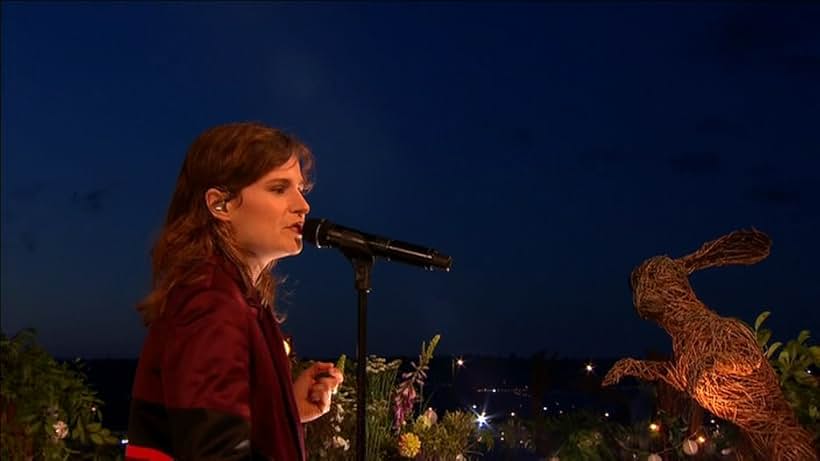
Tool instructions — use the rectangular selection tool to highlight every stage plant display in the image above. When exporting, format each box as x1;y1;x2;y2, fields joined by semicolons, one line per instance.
298;335;494;461
1;329;122;461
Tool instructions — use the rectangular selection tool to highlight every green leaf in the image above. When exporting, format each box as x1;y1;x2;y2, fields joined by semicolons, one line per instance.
758;330;772;348
90;433;104;445
765;342;783;359
754;311;771;332
778;350;790;365
797;330;811;345
86;422;101;433
809;346;820;365
787;340;800;362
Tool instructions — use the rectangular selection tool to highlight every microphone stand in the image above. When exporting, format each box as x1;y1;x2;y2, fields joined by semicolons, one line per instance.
343;251;374;461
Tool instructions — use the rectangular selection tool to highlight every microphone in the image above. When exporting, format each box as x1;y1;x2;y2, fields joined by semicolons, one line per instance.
302;218;452;271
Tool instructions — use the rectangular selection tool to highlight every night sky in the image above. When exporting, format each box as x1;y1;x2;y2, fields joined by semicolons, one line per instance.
2;2;818;360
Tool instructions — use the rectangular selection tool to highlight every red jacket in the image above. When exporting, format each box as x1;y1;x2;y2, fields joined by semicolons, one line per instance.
127;256;305;461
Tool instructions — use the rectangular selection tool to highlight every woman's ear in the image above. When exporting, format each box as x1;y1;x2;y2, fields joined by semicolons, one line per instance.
205;188;231;222
677;228;771;274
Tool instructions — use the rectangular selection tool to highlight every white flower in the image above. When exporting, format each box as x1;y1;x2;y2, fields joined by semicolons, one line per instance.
417;407;438;429
332;435;350;451
53;421;69;440
423;407;438;425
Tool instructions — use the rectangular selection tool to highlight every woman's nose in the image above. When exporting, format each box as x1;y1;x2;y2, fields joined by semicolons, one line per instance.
292;190;310;215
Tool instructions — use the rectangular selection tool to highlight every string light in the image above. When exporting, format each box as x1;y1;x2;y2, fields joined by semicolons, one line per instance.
696;435;706;444
456;358;465;367
648;423;660;432
585;362;595;373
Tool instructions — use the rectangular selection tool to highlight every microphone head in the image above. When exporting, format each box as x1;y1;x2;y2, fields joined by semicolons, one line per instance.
302;217;326;247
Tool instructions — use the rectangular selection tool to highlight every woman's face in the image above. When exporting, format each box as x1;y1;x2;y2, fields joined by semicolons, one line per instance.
225;156;310;267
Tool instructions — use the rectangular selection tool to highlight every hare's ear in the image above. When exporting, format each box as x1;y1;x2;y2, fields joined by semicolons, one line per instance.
678;229;771;274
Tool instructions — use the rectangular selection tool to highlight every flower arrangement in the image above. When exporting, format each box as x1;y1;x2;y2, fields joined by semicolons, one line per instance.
0;329;122;460
302;334;492;460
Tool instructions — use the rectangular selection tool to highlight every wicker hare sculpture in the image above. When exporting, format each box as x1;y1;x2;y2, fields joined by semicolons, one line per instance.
602;229;817;460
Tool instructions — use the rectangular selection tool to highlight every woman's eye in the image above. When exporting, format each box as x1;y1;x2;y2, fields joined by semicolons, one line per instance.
270;187;286;194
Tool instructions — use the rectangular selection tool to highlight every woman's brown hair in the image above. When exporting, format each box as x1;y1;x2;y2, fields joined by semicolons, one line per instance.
137;122;314;324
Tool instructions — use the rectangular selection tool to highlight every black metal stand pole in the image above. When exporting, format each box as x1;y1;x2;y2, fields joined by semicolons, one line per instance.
347;255;374;461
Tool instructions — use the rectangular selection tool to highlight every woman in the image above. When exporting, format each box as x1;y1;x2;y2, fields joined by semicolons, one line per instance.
127;122;343;460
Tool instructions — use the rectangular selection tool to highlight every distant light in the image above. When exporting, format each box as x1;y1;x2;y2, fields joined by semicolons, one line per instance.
697;435;707;444
710;419;716;424
472;404;477;409
91;406;97;413
604;412;610;418
807;369;812;375
585;363;594;373
648;423;660;432
456;358;465;367
543;406;548;411
121;439;129;445
558;410;563;415
492;388;497;393
510;412;516;417
476;413;488;426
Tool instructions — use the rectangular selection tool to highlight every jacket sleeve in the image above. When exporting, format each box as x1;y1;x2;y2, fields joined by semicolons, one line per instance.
161;289;253;460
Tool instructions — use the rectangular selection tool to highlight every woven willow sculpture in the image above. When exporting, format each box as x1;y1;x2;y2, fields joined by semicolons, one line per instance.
602;229;817;460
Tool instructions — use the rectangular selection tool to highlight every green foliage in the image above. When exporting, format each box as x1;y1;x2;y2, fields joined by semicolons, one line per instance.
753;311;820;435
526;410;619;461
0;329;122;460
407;410;491;460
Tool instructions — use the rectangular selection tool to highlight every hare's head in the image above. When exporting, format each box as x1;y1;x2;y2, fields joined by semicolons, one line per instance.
630;229;771;323
630;256;695;321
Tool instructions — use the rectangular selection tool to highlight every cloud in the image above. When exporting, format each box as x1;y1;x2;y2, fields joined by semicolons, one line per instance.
743;182;803;207
698;6;820;79
712;7;817;57
667;152;722;176
71;186;115;214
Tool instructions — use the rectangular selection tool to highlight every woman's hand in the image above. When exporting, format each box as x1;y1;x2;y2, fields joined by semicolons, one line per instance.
293;362;344;423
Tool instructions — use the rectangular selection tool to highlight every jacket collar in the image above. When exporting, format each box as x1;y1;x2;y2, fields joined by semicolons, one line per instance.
208;252;264;308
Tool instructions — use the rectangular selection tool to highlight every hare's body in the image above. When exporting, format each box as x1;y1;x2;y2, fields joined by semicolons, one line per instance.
603;230;817;460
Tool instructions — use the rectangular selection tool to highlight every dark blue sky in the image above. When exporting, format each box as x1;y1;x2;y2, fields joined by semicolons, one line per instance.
2;2;818;359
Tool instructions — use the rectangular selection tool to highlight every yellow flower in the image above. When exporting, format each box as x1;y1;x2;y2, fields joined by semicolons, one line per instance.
398;432;421;458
